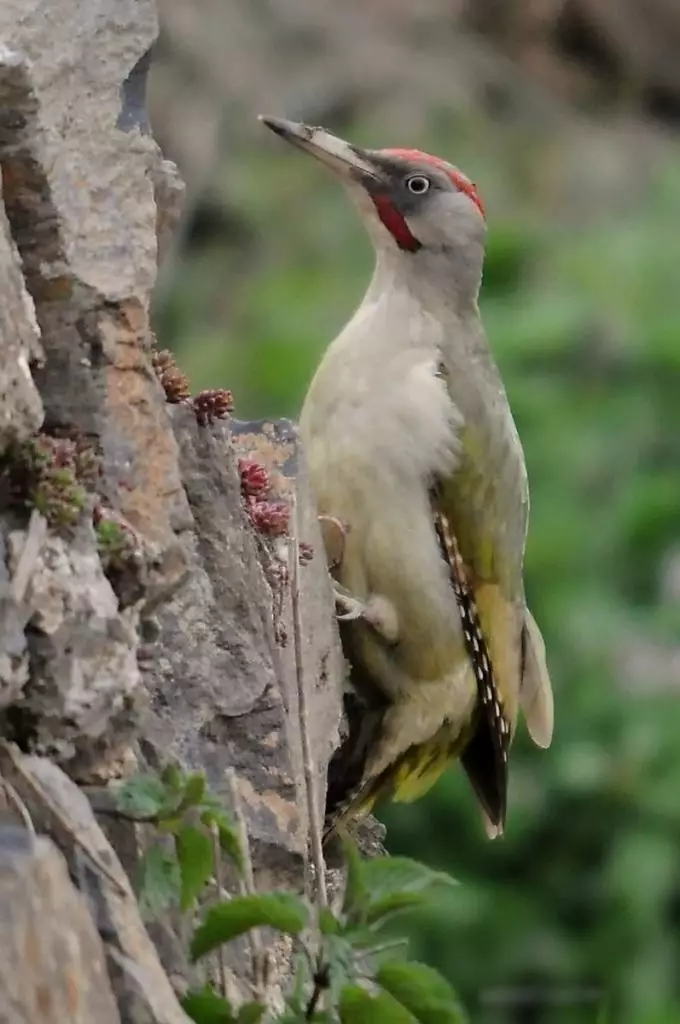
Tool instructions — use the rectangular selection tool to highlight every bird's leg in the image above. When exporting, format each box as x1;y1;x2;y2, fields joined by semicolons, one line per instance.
317;514;399;642
333;580;367;621
317;514;348;570
316;514;363;614
335;585;399;644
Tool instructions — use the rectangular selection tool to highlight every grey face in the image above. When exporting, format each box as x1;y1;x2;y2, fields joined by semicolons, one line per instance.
362;154;460;218
350;151;486;258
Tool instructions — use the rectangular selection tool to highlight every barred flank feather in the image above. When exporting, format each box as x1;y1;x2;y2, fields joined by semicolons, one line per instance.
433;505;510;834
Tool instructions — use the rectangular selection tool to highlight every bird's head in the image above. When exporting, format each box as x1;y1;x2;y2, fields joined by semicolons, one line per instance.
260;116;486;301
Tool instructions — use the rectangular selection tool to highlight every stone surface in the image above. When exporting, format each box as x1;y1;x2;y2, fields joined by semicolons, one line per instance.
0;826;121;1024
0;746;192;1024
0;511;46;712
5;522;141;765
140;408;343;873
0;0;347;1013
0;179;43;454
0;0;189;772
0;0;190;558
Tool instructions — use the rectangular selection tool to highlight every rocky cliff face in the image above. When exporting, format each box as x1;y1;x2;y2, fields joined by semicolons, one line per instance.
0;2;344;1019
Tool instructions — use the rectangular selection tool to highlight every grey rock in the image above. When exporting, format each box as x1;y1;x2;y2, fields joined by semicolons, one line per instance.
0;177;43;453
0;0;190;568
5;521;141;767
0;0;347;1012
141;407;343;861
0;511;46;711
0;826;122;1024
0;0;188;773
0;746;192;1024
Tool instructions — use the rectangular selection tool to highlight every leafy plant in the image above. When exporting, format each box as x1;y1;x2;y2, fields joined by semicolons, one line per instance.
116;767;466;1022
115;764;242;916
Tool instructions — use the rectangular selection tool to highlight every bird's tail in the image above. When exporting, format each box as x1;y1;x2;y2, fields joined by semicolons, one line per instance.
324;717;465;842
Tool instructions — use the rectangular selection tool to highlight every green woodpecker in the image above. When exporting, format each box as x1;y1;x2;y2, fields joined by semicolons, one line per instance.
260;116;554;838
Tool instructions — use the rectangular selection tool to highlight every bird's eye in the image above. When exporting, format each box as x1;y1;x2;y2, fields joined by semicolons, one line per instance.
405;175;431;195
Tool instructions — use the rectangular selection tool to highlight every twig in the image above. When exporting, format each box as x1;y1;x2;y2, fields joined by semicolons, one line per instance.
0;774;36;834
211;822;229;1000
10;508;47;604
0;742;128;897
355;937;409;961
305;959;330;1020
226;767;265;996
92;806;162;824
289;494;328;909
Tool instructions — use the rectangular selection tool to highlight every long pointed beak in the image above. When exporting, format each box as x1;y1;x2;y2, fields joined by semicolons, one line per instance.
258;116;383;185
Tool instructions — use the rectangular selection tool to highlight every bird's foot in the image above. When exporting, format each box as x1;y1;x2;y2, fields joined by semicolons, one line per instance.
333;585;400;644
333;581;367;621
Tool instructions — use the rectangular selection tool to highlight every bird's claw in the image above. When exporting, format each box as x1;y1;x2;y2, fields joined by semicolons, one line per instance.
333;583;367;622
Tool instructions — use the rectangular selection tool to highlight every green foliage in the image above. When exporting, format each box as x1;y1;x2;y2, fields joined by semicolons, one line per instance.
177;824;214;911
181;988;266;1024
1;434;89;529
375;962;465;1024
115;766;242;918
118;766;463;1022
117;771;171;818
182;987;236;1024
136;843;182;919
339;986;414;1023
95;518;137;572
358;857;457;928
190;893;310;960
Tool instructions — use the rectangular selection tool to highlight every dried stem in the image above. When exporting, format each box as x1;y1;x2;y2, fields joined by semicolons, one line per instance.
0;775;36;834
226;767;265;995
290;494;328;909
10;509;47;604
0;742;128;897
210;822;229;1000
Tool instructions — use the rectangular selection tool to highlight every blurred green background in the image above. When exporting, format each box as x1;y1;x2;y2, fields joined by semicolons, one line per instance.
150;2;680;1020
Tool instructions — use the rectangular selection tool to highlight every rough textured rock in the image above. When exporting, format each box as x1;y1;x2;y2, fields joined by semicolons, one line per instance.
0;746;192;1024
140;407;343;885
0;0;189;771
0;181;42;452
0;0;190;555
0;0;346;1016
0;825;121;1024
0;173;44;708
5;521;141;764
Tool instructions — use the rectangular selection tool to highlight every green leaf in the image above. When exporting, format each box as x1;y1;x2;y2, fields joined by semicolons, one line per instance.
200;807;243;874
366;892;438;927
161;763;185;799
116;773;170;819
136;844;181;919
236;1003;266;1024
360;857;457;927
190;893;310;960
182;986;235;1024
179;771;206;811
376;962;465;1024
176;824;214;910
341;837;368;923
339;985;414;1023
318;907;341;935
